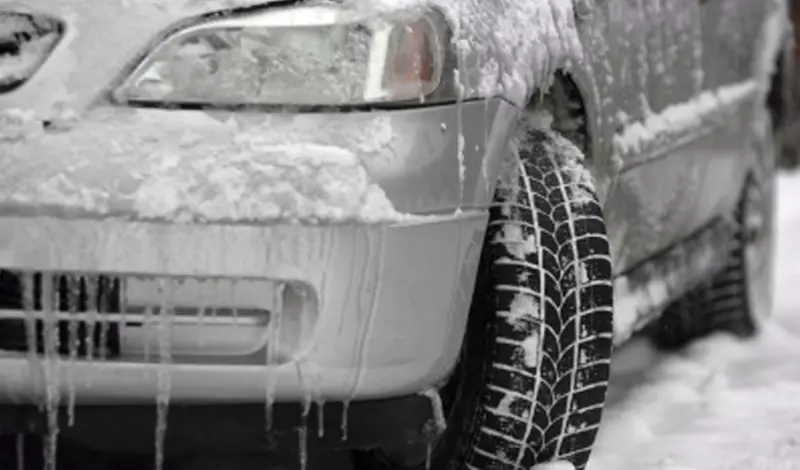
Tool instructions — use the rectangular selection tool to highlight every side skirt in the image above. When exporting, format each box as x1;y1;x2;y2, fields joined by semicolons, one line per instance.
612;216;737;345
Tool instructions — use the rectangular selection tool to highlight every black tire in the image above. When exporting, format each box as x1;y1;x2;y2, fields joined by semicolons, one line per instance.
353;128;614;470
651;120;777;350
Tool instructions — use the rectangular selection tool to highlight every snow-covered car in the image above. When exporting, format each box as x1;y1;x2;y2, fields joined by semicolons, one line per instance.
0;0;788;469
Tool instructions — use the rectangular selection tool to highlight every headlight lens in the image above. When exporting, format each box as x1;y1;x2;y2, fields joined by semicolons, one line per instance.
113;5;452;107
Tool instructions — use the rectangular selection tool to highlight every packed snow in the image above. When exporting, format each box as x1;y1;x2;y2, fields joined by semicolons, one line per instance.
587;170;800;470
612;81;758;161
0;112;409;224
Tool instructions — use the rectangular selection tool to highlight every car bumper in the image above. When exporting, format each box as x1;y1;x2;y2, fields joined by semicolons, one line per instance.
0;211;487;406
0;101;519;405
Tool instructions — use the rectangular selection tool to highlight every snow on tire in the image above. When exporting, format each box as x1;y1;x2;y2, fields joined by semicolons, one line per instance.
352;129;613;470
467;129;614;470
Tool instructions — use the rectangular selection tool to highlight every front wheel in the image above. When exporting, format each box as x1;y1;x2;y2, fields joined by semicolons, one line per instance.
353;127;614;470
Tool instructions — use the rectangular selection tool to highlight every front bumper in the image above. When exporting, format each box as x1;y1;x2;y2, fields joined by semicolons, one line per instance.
0;210;487;405
0;100;520;405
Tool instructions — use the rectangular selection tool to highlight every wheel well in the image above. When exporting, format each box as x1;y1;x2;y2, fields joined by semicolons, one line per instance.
529;71;591;158
767;53;785;129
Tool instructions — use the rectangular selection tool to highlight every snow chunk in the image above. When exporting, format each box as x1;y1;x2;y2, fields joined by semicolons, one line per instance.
521;333;540;368
497;391;515;415
508;293;540;329
132;143;401;223
0;110;411;224
495;223;537;260
531;461;575;470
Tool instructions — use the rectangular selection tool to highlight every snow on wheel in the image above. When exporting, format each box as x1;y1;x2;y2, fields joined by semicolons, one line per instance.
353;126;614;470
651;113;777;349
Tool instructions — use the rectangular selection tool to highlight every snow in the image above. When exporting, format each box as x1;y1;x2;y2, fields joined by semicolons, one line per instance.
521;334;540;368
507;294;539;331
613;82;758;160
495;224;537;260
532;462;575;470
0;111;410;224
588;171;800;470
348;0;582;104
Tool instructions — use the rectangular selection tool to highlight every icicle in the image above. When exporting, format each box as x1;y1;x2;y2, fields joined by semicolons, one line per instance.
85;276;97;360
154;279;175;470
297;425;308;470
41;274;60;470
340;401;349;441
15;434;24;470
316;398;325;439
232;307;239;328
342;227;386;441
264;283;284;435
299;391;311;470
143;305;154;364
118;277;128;349
66;276;79;427
196;305;206;347
196;279;207;347
22;272;37;369
425;442;433;470
97;277;109;361
419;389;447;435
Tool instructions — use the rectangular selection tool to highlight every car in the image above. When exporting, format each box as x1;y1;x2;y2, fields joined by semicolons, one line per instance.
0;0;788;469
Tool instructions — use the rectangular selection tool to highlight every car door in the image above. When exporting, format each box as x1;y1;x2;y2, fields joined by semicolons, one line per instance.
695;0;777;200
577;0;709;275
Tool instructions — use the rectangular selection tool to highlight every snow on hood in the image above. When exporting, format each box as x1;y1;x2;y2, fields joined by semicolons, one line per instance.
0;108;407;224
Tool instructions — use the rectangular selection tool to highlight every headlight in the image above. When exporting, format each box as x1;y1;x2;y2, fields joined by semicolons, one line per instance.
113;5;454;107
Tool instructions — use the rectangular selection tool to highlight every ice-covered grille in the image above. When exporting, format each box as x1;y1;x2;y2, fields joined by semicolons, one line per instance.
0;271;285;363
0;270;122;357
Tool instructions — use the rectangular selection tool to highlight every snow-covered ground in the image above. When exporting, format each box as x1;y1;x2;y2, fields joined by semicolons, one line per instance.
588;170;800;470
